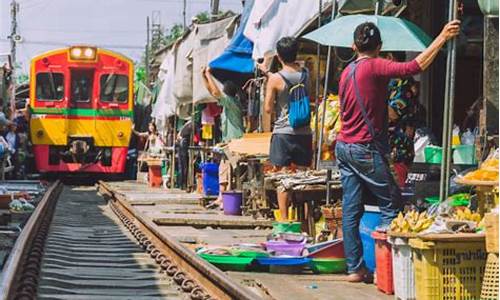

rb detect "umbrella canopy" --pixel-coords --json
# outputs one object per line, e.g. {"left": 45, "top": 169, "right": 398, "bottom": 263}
{"left": 303, "top": 14, "right": 432, "bottom": 52}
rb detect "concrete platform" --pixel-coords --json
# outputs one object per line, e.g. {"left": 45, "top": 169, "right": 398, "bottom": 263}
{"left": 103, "top": 181, "right": 392, "bottom": 300}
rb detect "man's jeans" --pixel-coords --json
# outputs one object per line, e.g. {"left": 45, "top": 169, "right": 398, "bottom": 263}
{"left": 335, "top": 141, "right": 401, "bottom": 273}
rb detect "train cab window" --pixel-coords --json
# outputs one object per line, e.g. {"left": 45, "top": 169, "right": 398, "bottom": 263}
{"left": 36, "top": 73, "right": 64, "bottom": 101}
{"left": 100, "top": 74, "right": 128, "bottom": 103}
{"left": 70, "top": 70, "right": 94, "bottom": 103}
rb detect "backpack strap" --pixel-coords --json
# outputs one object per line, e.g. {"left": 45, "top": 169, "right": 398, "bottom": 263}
{"left": 340, "top": 59, "right": 389, "bottom": 155}
{"left": 278, "top": 68, "right": 307, "bottom": 88}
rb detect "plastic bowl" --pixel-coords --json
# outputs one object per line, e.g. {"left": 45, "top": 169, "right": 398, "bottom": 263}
{"left": 310, "top": 258, "right": 347, "bottom": 274}
{"left": 198, "top": 253, "right": 254, "bottom": 272}
{"left": 272, "top": 221, "right": 302, "bottom": 234}
{"left": 265, "top": 240, "right": 306, "bottom": 256}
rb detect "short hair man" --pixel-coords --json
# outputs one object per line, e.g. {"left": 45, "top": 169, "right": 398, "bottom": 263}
{"left": 261, "top": 37, "right": 313, "bottom": 220}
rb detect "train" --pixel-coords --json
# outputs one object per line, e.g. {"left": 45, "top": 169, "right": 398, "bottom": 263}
{"left": 29, "top": 46, "right": 134, "bottom": 174}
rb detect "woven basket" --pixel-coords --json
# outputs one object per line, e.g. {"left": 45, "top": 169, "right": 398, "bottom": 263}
{"left": 481, "top": 253, "right": 499, "bottom": 300}
{"left": 485, "top": 213, "right": 499, "bottom": 253}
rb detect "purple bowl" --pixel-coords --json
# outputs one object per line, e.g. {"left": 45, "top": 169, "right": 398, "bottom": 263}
{"left": 264, "top": 240, "right": 306, "bottom": 257}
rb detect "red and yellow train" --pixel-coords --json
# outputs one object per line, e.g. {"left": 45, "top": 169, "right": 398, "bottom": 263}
{"left": 29, "top": 46, "right": 134, "bottom": 173}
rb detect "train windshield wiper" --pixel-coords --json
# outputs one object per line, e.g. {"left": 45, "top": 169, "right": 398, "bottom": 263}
{"left": 47, "top": 71, "right": 57, "bottom": 99}
{"left": 102, "top": 73, "right": 118, "bottom": 101}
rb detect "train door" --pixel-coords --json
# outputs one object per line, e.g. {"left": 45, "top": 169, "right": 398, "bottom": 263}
{"left": 68, "top": 69, "right": 95, "bottom": 154}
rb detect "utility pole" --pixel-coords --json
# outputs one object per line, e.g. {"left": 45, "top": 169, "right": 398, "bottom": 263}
{"left": 183, "top": 0, "right": 187, "bottom": 29}
{"left": 145, "top": 16, "right": 150, "bottom": 87}
{"left": 9, "top": 0, "right": 19, "bottom": 117}
{"left": 211, "top": 0, "right": 220, "bottom": 20}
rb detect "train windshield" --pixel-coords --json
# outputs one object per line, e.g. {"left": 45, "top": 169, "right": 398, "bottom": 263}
{"left": 70, "top": 70, "right": 94, "bottom": 103}
{"left": 100, "top": 74, "right": 128, "bottom": 103}
{"left": 36, "top": 72, "right": 64, "bottom": 101}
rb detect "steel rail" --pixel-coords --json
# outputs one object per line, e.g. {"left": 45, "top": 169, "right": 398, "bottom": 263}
{"left": 0, "top": 180, "right": 62, "bottom": 300}
{"left": 99, "top": 180, "right": 260, "bottom": 300}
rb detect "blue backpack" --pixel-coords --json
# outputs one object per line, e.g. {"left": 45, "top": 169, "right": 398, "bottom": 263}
{"left": 279, "top": 69, "right": 311, "bottom": 128}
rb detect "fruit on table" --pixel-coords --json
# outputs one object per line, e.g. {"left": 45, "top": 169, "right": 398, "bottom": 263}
{"left": 453, "top": 207, "right": 482, "bottom": 224}
{"left": 390, "top": 211, "right": 434, "bottom": 233}
{"left": 463, "top": 169, "right": 499, "bottom": 182}
{"left": 481, "top": 158, "right": 499, "bottom": 170}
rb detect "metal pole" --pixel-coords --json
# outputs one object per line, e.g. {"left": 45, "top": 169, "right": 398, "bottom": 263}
{"left": 145, "top": 17, "right": 150, "bottom": 87}
{"left": 9, "top": 0, "right": 18, "bottom": 117}
{"left": 171, "top": 115, "right": 177, "bottom": 189}
{"left": 316, "top": 0, "right": 337, "bottom": 171}
{"left": 183, "top": 0, "right": 187, "bottom": 29}
{"left": 314, "top": 0, "right": 322, "bottom": 169}
{"left": 211, "top": 0, "right": 220, "bottom": 20}
{"left": 439, "top": 0, "right": 458, "bottom": 201}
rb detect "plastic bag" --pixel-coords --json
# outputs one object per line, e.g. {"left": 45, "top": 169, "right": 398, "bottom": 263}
{"left": 461, "top": 128, "right": 475, "bottom": 145}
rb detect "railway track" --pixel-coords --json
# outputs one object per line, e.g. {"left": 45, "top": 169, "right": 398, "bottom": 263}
{"left": 0, "top": 181, "right": 259, "bottom": 300}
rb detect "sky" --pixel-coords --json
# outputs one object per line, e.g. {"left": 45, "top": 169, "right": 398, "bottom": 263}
{"left": 0, "top": 0, "right": 243, "bottom": 75}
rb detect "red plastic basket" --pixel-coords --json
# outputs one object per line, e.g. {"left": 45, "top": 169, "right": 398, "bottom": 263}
{"left": 372, "top": 231, "right": 394, "bottom": 295}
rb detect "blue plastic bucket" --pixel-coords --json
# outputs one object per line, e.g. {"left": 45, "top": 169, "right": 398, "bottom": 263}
{"left": 359, "top": 205, "right": 381, "bottom": 272}
{"left": 202, "top": 163, "right": 219, "bottom": 196}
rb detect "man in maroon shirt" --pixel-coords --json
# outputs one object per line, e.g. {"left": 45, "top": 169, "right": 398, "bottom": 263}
{"left": 335, "top": 20, "right": 460, "bottom": 282}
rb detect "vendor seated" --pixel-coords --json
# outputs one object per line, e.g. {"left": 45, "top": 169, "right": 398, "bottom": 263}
{"left": 259, "top": 37, "right": 313, "bottom": 220}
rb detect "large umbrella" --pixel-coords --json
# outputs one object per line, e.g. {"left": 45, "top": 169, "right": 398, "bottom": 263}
{"left": 303, "top": 14, "right": 432, "bottom": 52}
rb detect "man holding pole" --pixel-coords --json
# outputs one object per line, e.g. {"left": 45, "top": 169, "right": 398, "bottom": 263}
{"left": 336, "top": 20, "right": 460, "bottom": 282}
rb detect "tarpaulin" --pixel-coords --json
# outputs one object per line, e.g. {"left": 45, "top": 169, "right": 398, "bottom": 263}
{"left": 152, "top": 49, "right": 176, "bottom": 122}
{"left": 209, "top": 0, "right": 255, "bottom": 75}
{"left": 173, "top": 31, "right": 194, "bottom": 104}
{"left": 243, "top": 0, "right": 319, "bottom": 59}
{"left": 192, "top": 16, "right": 238, "bottom": 104}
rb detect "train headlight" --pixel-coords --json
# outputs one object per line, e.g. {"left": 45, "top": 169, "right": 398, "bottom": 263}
{"left": 69, "top": 46, "right": 97, "bottom": 61}
{"left": 70, "top": 47, "right": 82, "bottom": 58}
{"left": 84, "top": 48, "right": 94, "bottom": 58}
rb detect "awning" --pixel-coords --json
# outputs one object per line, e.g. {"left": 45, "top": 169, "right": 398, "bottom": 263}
{"left": 209, "top": 0, "right": 255, "bottom": 76}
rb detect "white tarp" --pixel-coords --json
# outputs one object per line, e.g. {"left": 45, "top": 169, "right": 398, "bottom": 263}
{"left": 191, "top": 16, "right": 238, "bottom": 104}
{"left": 173, "top": 31, "right": 194, "bottom": 104}
{"left": 243, "top": 0, "right": 319, "bottom": 59}
{"left": 152, "top": 49, "right": 176, "bottom": 122}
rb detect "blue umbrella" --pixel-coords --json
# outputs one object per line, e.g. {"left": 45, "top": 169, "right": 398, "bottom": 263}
{"left": 303, "top": 14, "right": 432, "bottom": 52}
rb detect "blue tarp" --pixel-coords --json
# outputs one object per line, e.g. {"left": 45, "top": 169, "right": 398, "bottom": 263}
{"left": 209, "top": 0, "right": 254, "bottom": 74}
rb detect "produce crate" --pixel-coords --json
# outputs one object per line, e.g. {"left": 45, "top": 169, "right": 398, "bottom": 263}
{"left": 481, "top": 253, "right": 499, "bottom": 300}
{"left": 409, "top": 238, "right": 487, "bottom": 300}
{"left": 389, "top": 236, "right": 415, "bottom": 300}
{"left": 372, "top": 232, "right": 393, "bottom": 295}
{"left": 484, "top": 213, "right": 499, "bottom": 253}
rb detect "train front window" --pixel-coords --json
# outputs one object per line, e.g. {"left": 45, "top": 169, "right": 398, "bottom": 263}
{"left": 70, "top": 70, "right": 94, "bottom": 103}
{"left": 100, "top": 74, "right": 128, "bottom": 103}
{"left": 36, "top": 73, "right": 64, "bottom": 101}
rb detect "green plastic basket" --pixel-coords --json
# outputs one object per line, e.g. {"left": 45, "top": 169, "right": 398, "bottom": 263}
{"left": 198, "top": 253, "right": 254, "bottom": 272}
{"left": 272, "top": 221, "right": 302, "bottom": 234}
{"left": 424, "top": 146, "right": 443, "bottom": 164}
{"left": 310, "top": 258, "right": 347, "bottom": 274}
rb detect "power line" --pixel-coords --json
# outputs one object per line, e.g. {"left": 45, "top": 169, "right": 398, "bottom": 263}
{"left": 0, "top": 38, "right": 145, "bottom": 50}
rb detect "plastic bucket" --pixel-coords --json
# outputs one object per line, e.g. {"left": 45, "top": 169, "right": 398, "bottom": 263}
{"left": 222, "top": 191, "right": 242, "bottom": 215}
{"left": 202, "top": 163, "right": 219, "bottom": 196}
{"left": 148, "top": 165, "right": 162, "bottom": 188}
{"left": 424, "top": 146, "right": 442, "bottom": 164}
{"left": 360, "top": 205, "right": 381, "bottom": 272}
{"left": 453, "top": 144, "right": 476, "bottom": 165}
